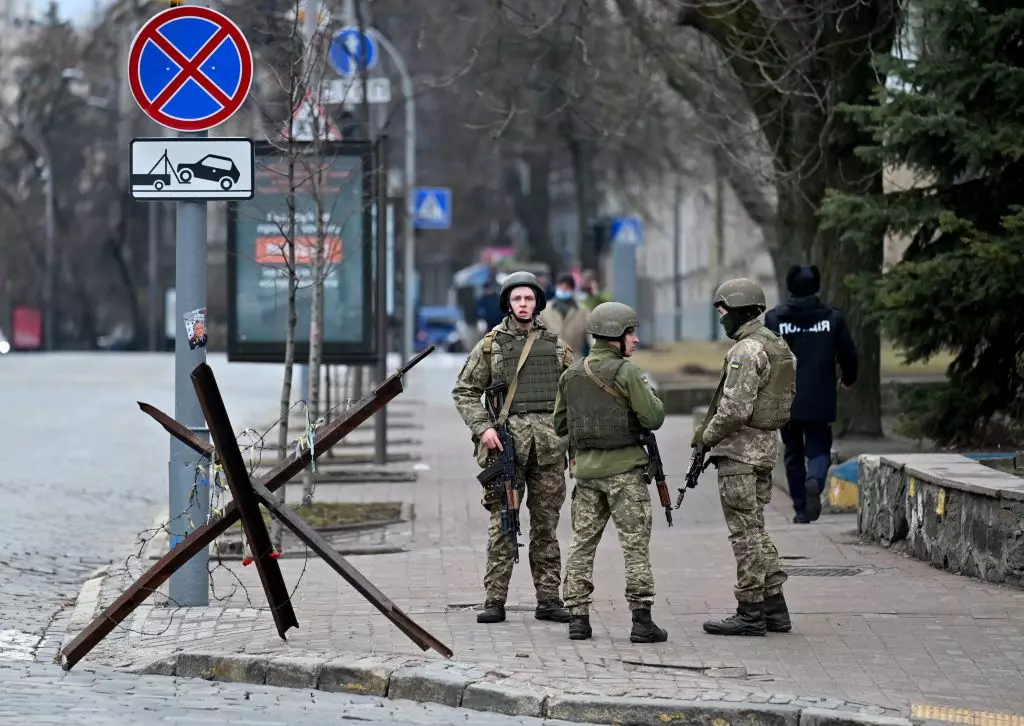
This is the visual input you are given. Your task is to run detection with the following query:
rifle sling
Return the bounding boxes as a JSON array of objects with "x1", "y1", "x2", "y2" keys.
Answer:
[
  {"x1": 583, "y1": 357, "x2": 628, "y2": 405},
  {"x1": 496, "y1": 331, "x2": 539, "y2": 426},
  {"x1": 700, "y1": 370, "x2": 728, "y2": 428}
]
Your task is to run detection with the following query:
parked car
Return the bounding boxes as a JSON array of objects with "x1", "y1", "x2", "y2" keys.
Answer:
[{"x1": 415, "y1": 305, "x2": 468, "y2": 353}]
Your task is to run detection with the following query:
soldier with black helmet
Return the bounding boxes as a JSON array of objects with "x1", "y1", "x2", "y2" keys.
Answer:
[
  {"x1": 452, "y1": 270, "x2": 574, "y2": 626},
  {"x1": 553, "y1": 301, "x2": 668, "y2": 643},
  {"x1": 692, "y1": 278, "x2": 796, "y2": 636}
]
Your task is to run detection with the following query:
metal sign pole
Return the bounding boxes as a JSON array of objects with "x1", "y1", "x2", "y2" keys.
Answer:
[
  {"x1": 167, "y1": 124, "x2": 210, "y2": 607},
  {"x1": 126, "y1": 1, "x2": 255, "y2": 607},
  {"x1": 375, "y1": 137, "x2": 389, "y2": 465}
]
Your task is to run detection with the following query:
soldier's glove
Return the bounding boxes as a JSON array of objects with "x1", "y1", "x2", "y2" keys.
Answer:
[{"x1": 690, "y1": 424, "x2": 705, "y2": 448}]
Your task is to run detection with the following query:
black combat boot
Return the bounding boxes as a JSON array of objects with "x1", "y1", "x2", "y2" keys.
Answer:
[
  {"x1": 629, "y1": 609, "x2": 668, "y2": 643},
  {"x1": 477, "y1": 600, "x2": 506, "y2": 624},
  {"x1": 703, "y1": 601, "x2": 767, "y2": 636},
  {"x1": 568, "y1": 614, "x2": 592, "y2": 640},
  {"x1": 805, "y1": 478, "x2": 823, "y2": 522},
  {"x1": 764, "y1": 593, "x2": 792, "y2": 633},
  {"x1": 535, "y1": 598, "x2": 571, "y2": 623}
]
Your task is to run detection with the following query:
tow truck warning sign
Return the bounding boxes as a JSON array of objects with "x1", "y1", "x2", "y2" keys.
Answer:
[{"x1": 129, "y1": 137, "x2": 255, "y2": 201}]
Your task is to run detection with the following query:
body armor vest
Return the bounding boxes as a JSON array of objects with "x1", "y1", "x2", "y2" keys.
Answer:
[
  {"x1": 492, "y1": 329, "x2": 561, "y2": 414},
  {"x1": 730, "y1": 325, "x2": 796, "y2": 430},
  {"x1": 562, "y1": 357, "x2": 644, "y2": 450}
]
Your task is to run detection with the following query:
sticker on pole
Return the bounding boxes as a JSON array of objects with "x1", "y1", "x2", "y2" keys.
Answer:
[
  {"x1": 127, "y1": 5, "x2": 253, "y2": 132},
  {"x1": 184, "y1": 307, "x2": 207, "y2": 350}
]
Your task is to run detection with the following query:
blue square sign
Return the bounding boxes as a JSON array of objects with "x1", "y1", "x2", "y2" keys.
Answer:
[
  {"x1": 610, "y1": 216, "x2": 643, "y2": 247},
  {"x1": 412, "y1": 187, "x2": 451, "y2": 230}
]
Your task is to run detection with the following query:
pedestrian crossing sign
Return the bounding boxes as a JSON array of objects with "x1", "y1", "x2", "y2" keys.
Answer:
[
  {"x1": 610, "y1": 216, "x2": 643, "y2": 247},
  {"x1": 412, "y1": 187, "x2": 452, "y2": 230}
]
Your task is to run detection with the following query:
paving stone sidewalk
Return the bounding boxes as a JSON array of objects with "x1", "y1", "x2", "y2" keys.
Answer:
[{"x1": 61, "y1": 356, "x2": 1024, "y2": 722}]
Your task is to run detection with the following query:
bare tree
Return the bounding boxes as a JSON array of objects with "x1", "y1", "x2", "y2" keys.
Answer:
[
  {"x1": 369, "y1": 0, "x2": 697, "y2": 273},
  {"x1": 242, "y1": 0, "x2": 310, "y2": 550},
  {"x1": 613, "y1": 0, "x2": 901, "y2": 435},
  {"x1": 0, "y1": 4, "x2": 143, "y2": 348}
]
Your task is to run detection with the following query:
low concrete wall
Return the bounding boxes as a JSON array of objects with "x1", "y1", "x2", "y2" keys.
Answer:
[
  {"x1": 656, "y1": 378, "x2": 945, "y2": 417},
  {"x1": 858, "y1": 453, "x2": 1024, "y2": 588}
]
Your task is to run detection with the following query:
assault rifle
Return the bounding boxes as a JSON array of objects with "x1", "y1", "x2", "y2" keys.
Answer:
[
  {"x1": 677, "y1": 443, "x2": 709, "y2": 509},
  {"x1": 639, "y1": 431, "x2": 674, "y2": 527},
  {"x1": 476, "y1": 382, "x2": 523, "y2": 563}
]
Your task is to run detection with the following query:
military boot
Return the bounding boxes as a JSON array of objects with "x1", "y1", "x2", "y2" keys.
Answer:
[
  {"x1": 703, "y1": 602, "x2": 767, "y2": 636},
  {"x1": 477, "y1": 600, "x2": 506, "y2": 624},
  {"x1": 535, "y1": 598, "x2": 570, "y2": 623},
  {"x1": 629, "y1": 609, "x2": 668, "y2": 643},
  {"x1": 764, "y1": 593, "x2": 792, "y2": 633},
  {"x1": 568, "y1": 614, "x2": 592, "y2": 640}
]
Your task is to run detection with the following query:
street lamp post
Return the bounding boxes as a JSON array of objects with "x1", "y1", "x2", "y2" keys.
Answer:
[{"x1": 366, "y1": 29, "x2": 416, "y2": 363}]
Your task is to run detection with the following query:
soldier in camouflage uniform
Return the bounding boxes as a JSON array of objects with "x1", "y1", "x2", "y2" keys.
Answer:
[
  {"x1": 452, "y1": 271, "x2": 573, "y2": 625},
  {"x1": 692, "y1": 278, "x2": 796, "y2": 636},
  {"x1": 553, "y1": 302, "x2": 668, "y2": 643}
]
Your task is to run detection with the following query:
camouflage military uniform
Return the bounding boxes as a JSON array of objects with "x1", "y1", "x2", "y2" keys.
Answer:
[
  {"x1": 696, "y1": 278, "x2": 796, "y2": 637},
  {"x1": 553, "y1": 302, "x2": 668, "y2": 643},
  {"x1": 452, "y1": 315, "x2": 573, "y2": 622}
]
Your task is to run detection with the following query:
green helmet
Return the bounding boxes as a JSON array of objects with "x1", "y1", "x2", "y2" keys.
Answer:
[
  {"x1": 713, "y1": 278, "x2": 766, "y2": 311},
  {"x1": 499, "y1": 271, "x2": 547, "y2": 314},
  {"x1": 587, "y1": 301, "x2": 639, "y2": 338}
]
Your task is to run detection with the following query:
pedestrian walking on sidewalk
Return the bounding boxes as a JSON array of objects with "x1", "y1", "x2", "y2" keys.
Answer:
[
  {"x1": 692, "y1": 278, "x2": 795, "y2": 637},
  {"x1": 765, "y1": 265, "x2": 859, "y2": 523},
  {"x1": 553, "y1": 302, "x2": 669, "y2": 643},
  {"x1": 452, "y1": 270, "x2": 573, "y2": 626}
]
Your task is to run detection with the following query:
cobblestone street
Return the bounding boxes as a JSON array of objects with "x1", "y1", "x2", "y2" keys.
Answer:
[
  {"x1": 0, "y1": 353, "x2": 579, "y2": 725},
  {"x1": 57, "y1": 351, "x2": 1024, "y2": 722}
]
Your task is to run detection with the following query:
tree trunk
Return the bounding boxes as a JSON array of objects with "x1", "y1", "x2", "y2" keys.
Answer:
[
  {"x1": 302, "y1": 165, "x2": 326, "y2": 504},
  {"x1": 568, "y1": 135, "x2": 599, "y2": 272},
  {"x1": 271, "y1": 150, "x2": 300, "y2": 551},
  {"x1": 505, "y1": 151, "x2": 561, "y2": 275}
]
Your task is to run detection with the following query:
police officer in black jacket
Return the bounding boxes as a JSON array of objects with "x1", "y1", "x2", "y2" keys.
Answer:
[{"x1": 765, "y1": 265, "x2": 858, "y2": 523}]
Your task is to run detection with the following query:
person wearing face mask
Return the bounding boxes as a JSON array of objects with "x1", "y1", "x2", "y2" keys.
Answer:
[
  {"x1": 691, "y1": 278, "x2": 796, "y2": 637},
  {"x1": 452, "y1": 271, "x2": 575, "y2": 626},
  {"x1": 540, "y1": 273, "x2": 591, "y2": 358},
  {"x1": 554, "y1": 302, "x2": 668, "y2": 643}
]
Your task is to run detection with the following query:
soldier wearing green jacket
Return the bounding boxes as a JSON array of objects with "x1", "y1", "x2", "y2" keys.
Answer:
[{"x1": 553, "y1": 302, "x2": 669, "y2": 643}]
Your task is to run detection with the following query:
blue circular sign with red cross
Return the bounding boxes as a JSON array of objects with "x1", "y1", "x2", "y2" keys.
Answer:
[{"x1": 128, "y1": 6, "x2": 253, "y2": 133}]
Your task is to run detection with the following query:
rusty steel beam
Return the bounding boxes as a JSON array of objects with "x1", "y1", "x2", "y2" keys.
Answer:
[
  {"x1": 59, "y1": 346, "x2": 435, "y2": 671},
  {"x1": 138, "y1": 402, "x2": 213, "y2": 458},
  {"x1": 190, "y1": 363, "x2": 299, "y2": 640},
  {"x1": 245, "y1": 475, "x2": 453, "y2": 657}
]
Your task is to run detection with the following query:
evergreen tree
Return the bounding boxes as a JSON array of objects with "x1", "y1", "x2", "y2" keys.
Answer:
[{"x1": 821, "y1": 0, "x2": 1024, "y2": 446}]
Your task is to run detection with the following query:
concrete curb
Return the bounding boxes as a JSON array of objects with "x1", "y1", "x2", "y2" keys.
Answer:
[{"x1": 131, "y1": 652, "x2": 911, "y2": 726}]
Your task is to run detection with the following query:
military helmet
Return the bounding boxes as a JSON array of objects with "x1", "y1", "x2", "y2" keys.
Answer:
[
  {"x1": 713, "y1": 278, "x2": 766, "y2": 311},
  {"x1": 499, "y1": 271, "x2": 547, "y2": 314},
  {"x1": 587, "y1": 301, "x2": 639, "y2": 338}
]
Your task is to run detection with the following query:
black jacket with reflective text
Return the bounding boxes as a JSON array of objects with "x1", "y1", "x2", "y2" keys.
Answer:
[{"x1": 764, "y1": 296, "x2": 858, "y2": 423}]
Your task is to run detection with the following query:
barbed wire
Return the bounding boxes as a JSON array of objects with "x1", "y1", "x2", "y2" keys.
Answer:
[{"x1": 104, "y1": 365, "x2": 374, "y2": 640}]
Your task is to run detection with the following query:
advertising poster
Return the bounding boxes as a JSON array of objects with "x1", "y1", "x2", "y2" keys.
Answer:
[{"x1": 227, "y1": 141, "x2": 376, "y2": 363}]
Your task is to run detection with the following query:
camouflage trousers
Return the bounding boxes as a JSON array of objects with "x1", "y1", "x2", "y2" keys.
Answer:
[
  {"x1": 483, "y1": 446, "x2": 566, "y2": 603},
  {"x1": 562, "y1": 468, "x2": 655, "y2": 616},
  {"x1": 716, "y1": 461, "x2": 789, "y2": 604}
]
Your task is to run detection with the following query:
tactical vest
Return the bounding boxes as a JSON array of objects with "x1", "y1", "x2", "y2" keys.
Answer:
[
  {"x1": 562, "y1": 357, "x2": 644, "y2": 450},
  {"x1": 485, "y1": 328, "x2": 562, "y2": 414},
  {"x1": 727, "y1": 325, "x2": 796, "y2": 430}
]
